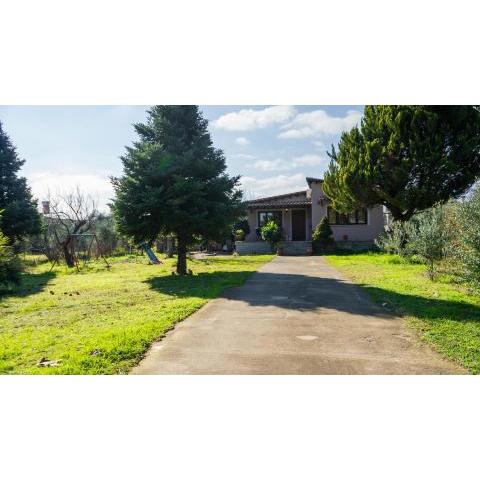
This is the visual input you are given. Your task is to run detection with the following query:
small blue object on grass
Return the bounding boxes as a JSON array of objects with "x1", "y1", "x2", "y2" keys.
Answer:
[{"x1": 143, "y1": 246, "x2": 162, "y2": 264}]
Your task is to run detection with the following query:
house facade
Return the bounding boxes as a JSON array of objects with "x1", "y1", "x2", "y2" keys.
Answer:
[{"x1": 237, "y1": 177, "x2": 385, "y2": 255}]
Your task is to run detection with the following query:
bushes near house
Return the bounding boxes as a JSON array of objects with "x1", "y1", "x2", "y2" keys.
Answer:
[
  {"x1": 233, "y1": 218, "x2": 250, "y2": 237},
  {"x1": 312, "y1": 217, "x2": 335, "y2": 253},
  {"x1": 261, "y1": 220, "x2": 282, "y2": 252},
  {"x1": 235, "y1": 229, "x2": 245, "y2": 241},
  {"x1": 375, "y1": 220, "x2": 411, "y2": 257}
]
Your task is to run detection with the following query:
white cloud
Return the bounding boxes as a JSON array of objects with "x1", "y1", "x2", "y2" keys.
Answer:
[
  {"x1": 292, "y1": 154, "x2": 326, "y2": 167},
  {"x1": 247, "y1": 153, "x2": 328, "y2": 172},
  {"x1": 249, "y1": 159, "x2": 291, "y2": 172},
  {"x1": 235, "y1": 136, "x2": 250, "y2": 146},
  {"x1": 213, "y1": 105, "x2": 297, "y2": 131},
  {"x1": 279, "y1": 109, "x2": 362, "y2": 139},
  {"x1": 230, "y1": 153, "x2": 256, "y2": 161},
  {"x1": 28, "y1": 172, "x2": 114, "y2": 212},
  {"x1": 240, "y1": 173, "x2": 306, "y2": 199}
]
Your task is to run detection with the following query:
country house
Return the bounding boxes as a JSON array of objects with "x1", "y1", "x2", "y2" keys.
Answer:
[{"x1": 237, "y1": 177, "x2": 385, "y2": 255}]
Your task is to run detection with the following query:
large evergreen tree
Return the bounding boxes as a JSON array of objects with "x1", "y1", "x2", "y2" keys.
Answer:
[
  {"x1": 0, "y1": 121, "x2": 41, "y2": 241},
  {"x1": 112, "y1": 106, "x2": 243, "y2": 275},
  {"x1": 323, "y1": 106, "x2": 480, "y2": 221}
]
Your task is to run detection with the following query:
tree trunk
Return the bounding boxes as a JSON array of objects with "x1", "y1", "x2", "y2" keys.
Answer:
[
  {"x1": 166, "y1": 236, "x2": 174, "y2": 258},
  {"x1": 62, "y1": 239, "x2": 75, "y2": 268},
  {"x1": 176, "y1": 234, "x2": 187, "y2": 275}
]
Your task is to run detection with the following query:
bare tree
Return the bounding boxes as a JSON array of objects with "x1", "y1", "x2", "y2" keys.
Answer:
[{"x1": 44, "y1": 187, "x2": 98, "y2": 267}]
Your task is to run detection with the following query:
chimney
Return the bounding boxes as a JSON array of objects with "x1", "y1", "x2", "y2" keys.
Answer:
[{"x1": 42, "y1": 201, "x2": 50, "y2": 215}]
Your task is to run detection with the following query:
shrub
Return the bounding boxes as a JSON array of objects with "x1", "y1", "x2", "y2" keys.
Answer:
[
  {"x1": 375, "y1": 220, "x2": 411, "y2": 257},
  {"x1": 233, "y1": 218, "x2": 250, "y2": 237},
  {"x1": 312, "y1": 217, "x2": 335, "y2": 253},
  {"x1": 457, "y1": 185, "x2": 480, "y2": 288},
  {"x1": 408, "y1": 205, "x2": 451, "y2": 280},
  {"x1": 261, "y1": 220, "x2": 282, "y2": 252},
  {"x1": 235, "y1": 229, "x2": 245, "y2": 241},
  {"x1": 0, "y1": 228, "x2": 22, "y2": 289}
]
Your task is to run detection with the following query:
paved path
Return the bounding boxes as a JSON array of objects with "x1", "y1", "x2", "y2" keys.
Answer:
[{"x1": 132, "y1": 257, "x2": 463, "y2": 374}]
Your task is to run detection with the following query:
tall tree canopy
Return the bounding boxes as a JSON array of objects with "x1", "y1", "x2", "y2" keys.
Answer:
[
  {"x1": 0, "y1": 121, "x2": 41, "y2": 241},
  {"x1": 323, "y1": 106, "x2": 480, "y2": 221},
  {"x1": 112, "y1": 106, "x2": 243, "y2": 274}
]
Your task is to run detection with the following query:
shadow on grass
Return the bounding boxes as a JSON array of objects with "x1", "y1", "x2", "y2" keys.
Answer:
[
  {"x1": 0, "y1": 271, "x2": 57, "y2": 300},
  {"x1": 146, "y1": 269, "x2": 480, "y2": 324},
  {"x1": 145, "y1": 270, "x2": 255, "y2": 301},
  {"x1": 357, "y1": 283, "x2": 480, "y2": 324}
]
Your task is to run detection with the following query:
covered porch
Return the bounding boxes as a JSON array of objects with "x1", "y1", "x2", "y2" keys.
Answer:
[
  {"x1": 237, "y1": 191, "x2": 313, "y2": 255},
  {"x1": 245, "y1": 191, "x2": 313, "y2": 243}
]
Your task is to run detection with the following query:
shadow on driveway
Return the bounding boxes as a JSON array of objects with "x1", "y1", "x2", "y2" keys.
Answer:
[{"x1": 146, "y1": 269, "x2": 480, "y2": 324}]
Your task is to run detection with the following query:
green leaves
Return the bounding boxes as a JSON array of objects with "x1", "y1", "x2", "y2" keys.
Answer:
[
  {"x1": 260, "y1": 220, "x2": 282, "y2": 251},
  {"x1": 111, "y1": 106, "x2": 244, "y2": 273},
  {"x1": 323, "y1": 106, "x2": 480, "y2": 221},
  {"x1": 0, "y1": 122, "x2": 41, "y2": 241},
  {"x1": 0, "y1": 227, "x2": 22, "y2": 288},
  {"x1": 312, "y1": 217, "x2": 335, "y2": 253}
]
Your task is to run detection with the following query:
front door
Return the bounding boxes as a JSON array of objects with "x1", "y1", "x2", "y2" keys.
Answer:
[{"x1": 291, "y1": 209, "x2": 306, "y2": 241}]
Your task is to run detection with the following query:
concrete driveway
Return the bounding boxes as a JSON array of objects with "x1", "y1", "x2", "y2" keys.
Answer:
[{"x1": 131, "y1": 256, "x2": 463, "y2": 374}]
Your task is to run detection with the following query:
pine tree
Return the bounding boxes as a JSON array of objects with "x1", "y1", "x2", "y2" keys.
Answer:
[
  {"x1": 324, "y1": 106, "x2": 480, "y2": 221},
  {"x1": 0, "y1": 122, "x2": 41, "y2": 241},
  {"x1": 0, "y1": 225, "x2": 22, "y2": 288},
  {"x1": 112, "y1": 106, "x2": 243, "y2": 275}
]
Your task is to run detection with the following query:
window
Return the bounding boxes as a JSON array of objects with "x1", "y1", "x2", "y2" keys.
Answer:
[
  {"x1": 258, "y1": 211, "x2": 283, "y2": 227},
  {"x1": 327, "y1": 207, "x2": 368, "y2": 225},
  {"x1": 357, "y1": 208, "x2": 367, "y2": 224}
]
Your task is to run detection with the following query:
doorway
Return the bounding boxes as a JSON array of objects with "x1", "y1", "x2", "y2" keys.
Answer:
[{"x1": 291, "y1": 210, "x2": 306, "y2": 241}]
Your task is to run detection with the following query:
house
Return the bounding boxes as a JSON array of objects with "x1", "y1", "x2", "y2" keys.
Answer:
[{"x1": 237, "y1": 177, "x2": 385, "y2": 255}]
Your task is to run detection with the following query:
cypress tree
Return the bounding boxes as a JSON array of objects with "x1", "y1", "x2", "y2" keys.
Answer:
[{"x1": 324, "y1": 106, "x2": 480, "y2": 221}]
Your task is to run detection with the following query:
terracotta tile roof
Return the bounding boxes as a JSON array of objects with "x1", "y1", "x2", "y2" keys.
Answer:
[{"x1": 246, "y1": 190, "x2": 311, "y2": 209}]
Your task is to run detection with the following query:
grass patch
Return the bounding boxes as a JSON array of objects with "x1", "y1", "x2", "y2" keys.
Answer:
[
  {"x1": 0, "y1": 254, "x2": 273, "y2": 374},
  {"x1": 325, "y1": 252, "x2": 480, "y2": 374}
]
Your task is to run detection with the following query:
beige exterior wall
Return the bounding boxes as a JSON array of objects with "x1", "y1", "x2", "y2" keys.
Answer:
[
  {"x1": 309, "y1": 180, "x2": 385, "y2": 242},
  {"x1": 310, "y1": 181, "x2": 324, "y2": 228},
  {"x1": 330, "y1": 205, "x2": 384, "y2": 242}
]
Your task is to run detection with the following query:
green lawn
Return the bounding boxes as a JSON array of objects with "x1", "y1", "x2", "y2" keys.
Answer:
[
  {"x1": 0, "y1": 254, "x2": 273, "y2": 374},
  {"x1": 326, "y1": 253, "x2": 480, "y2": 374}
]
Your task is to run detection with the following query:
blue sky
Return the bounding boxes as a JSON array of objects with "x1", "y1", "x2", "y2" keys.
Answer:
[{"x1": 0, "y1": 105, "x2": 363, "y2": 210}]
